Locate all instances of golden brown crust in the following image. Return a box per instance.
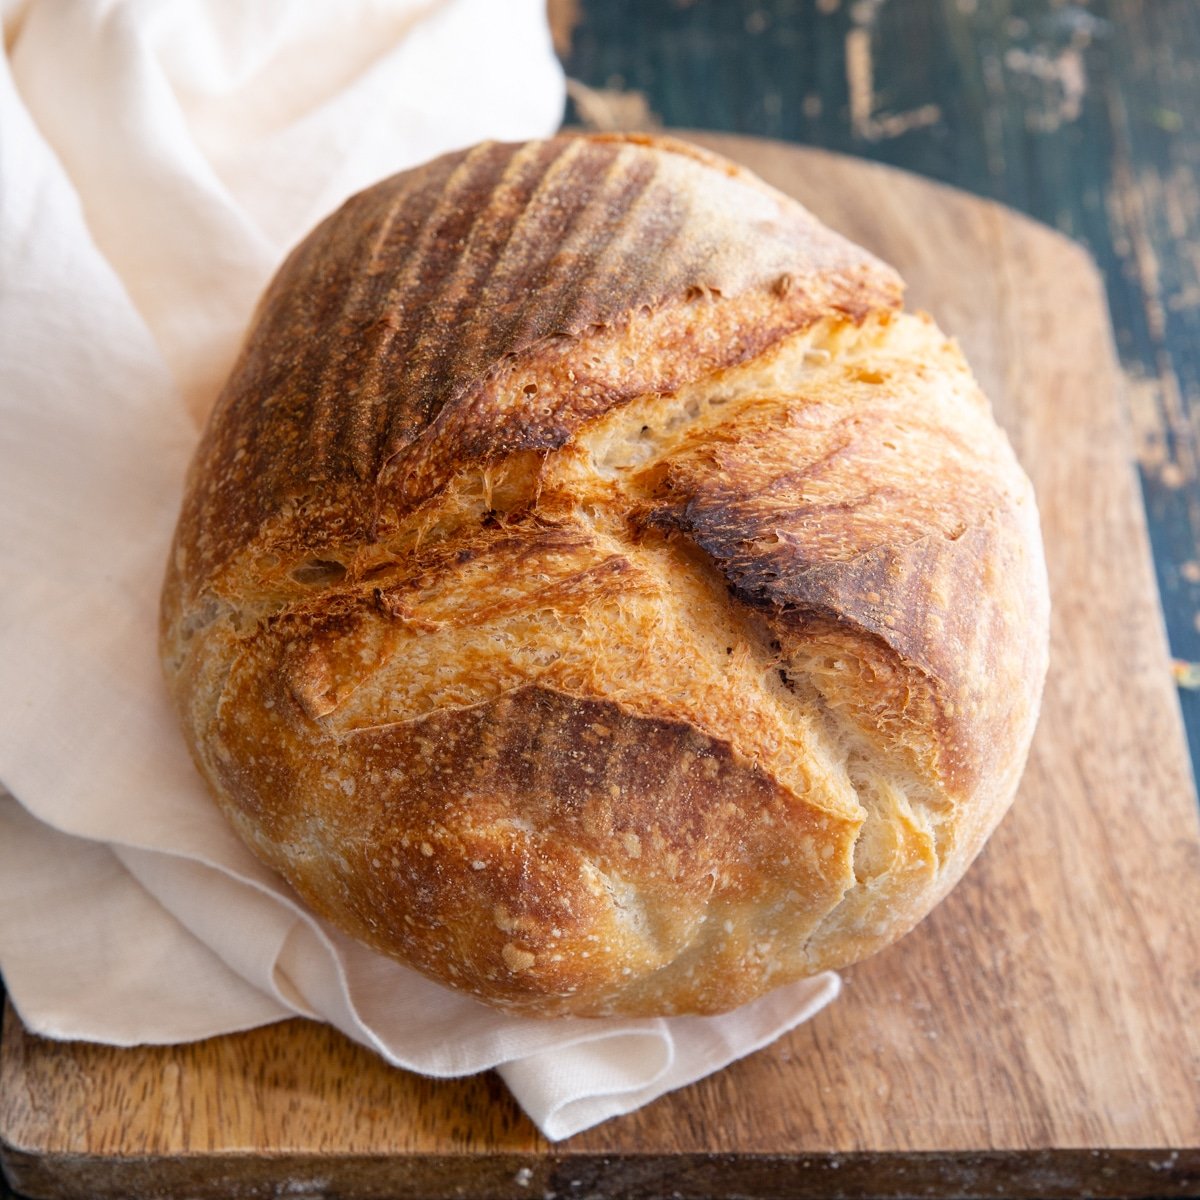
[161,133,1048,1016]
[168,133,901,603]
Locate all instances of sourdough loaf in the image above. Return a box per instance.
[161,133,1049,1017]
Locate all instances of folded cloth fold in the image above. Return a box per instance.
[0,0,840,1141]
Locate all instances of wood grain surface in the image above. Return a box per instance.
[3,135,1199,1200]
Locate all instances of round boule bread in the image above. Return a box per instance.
[161,133,1050,1017]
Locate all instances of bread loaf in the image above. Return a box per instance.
[161,133,1049,1017]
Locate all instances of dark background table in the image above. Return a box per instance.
[555,0,1200,782]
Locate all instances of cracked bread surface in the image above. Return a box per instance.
[161,133,1049,1017]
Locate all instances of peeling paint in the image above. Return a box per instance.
[845,22,941,142]
[1123,368,1194,484]
[1004,44,1088,130]
[1000,6,1109,133]
[547,0,582,57]
[1108,137,1200,509]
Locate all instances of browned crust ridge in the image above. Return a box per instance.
[161,133,1049,1017]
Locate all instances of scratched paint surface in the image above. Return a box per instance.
[559,0,1200,783]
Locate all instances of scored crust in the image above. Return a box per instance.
[161,133,1049,1017]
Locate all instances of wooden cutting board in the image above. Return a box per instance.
[3,133,1199,1200]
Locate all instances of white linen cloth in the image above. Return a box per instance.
[0,0,840,1142]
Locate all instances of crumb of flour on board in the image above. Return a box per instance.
[1171,659,1200,689]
